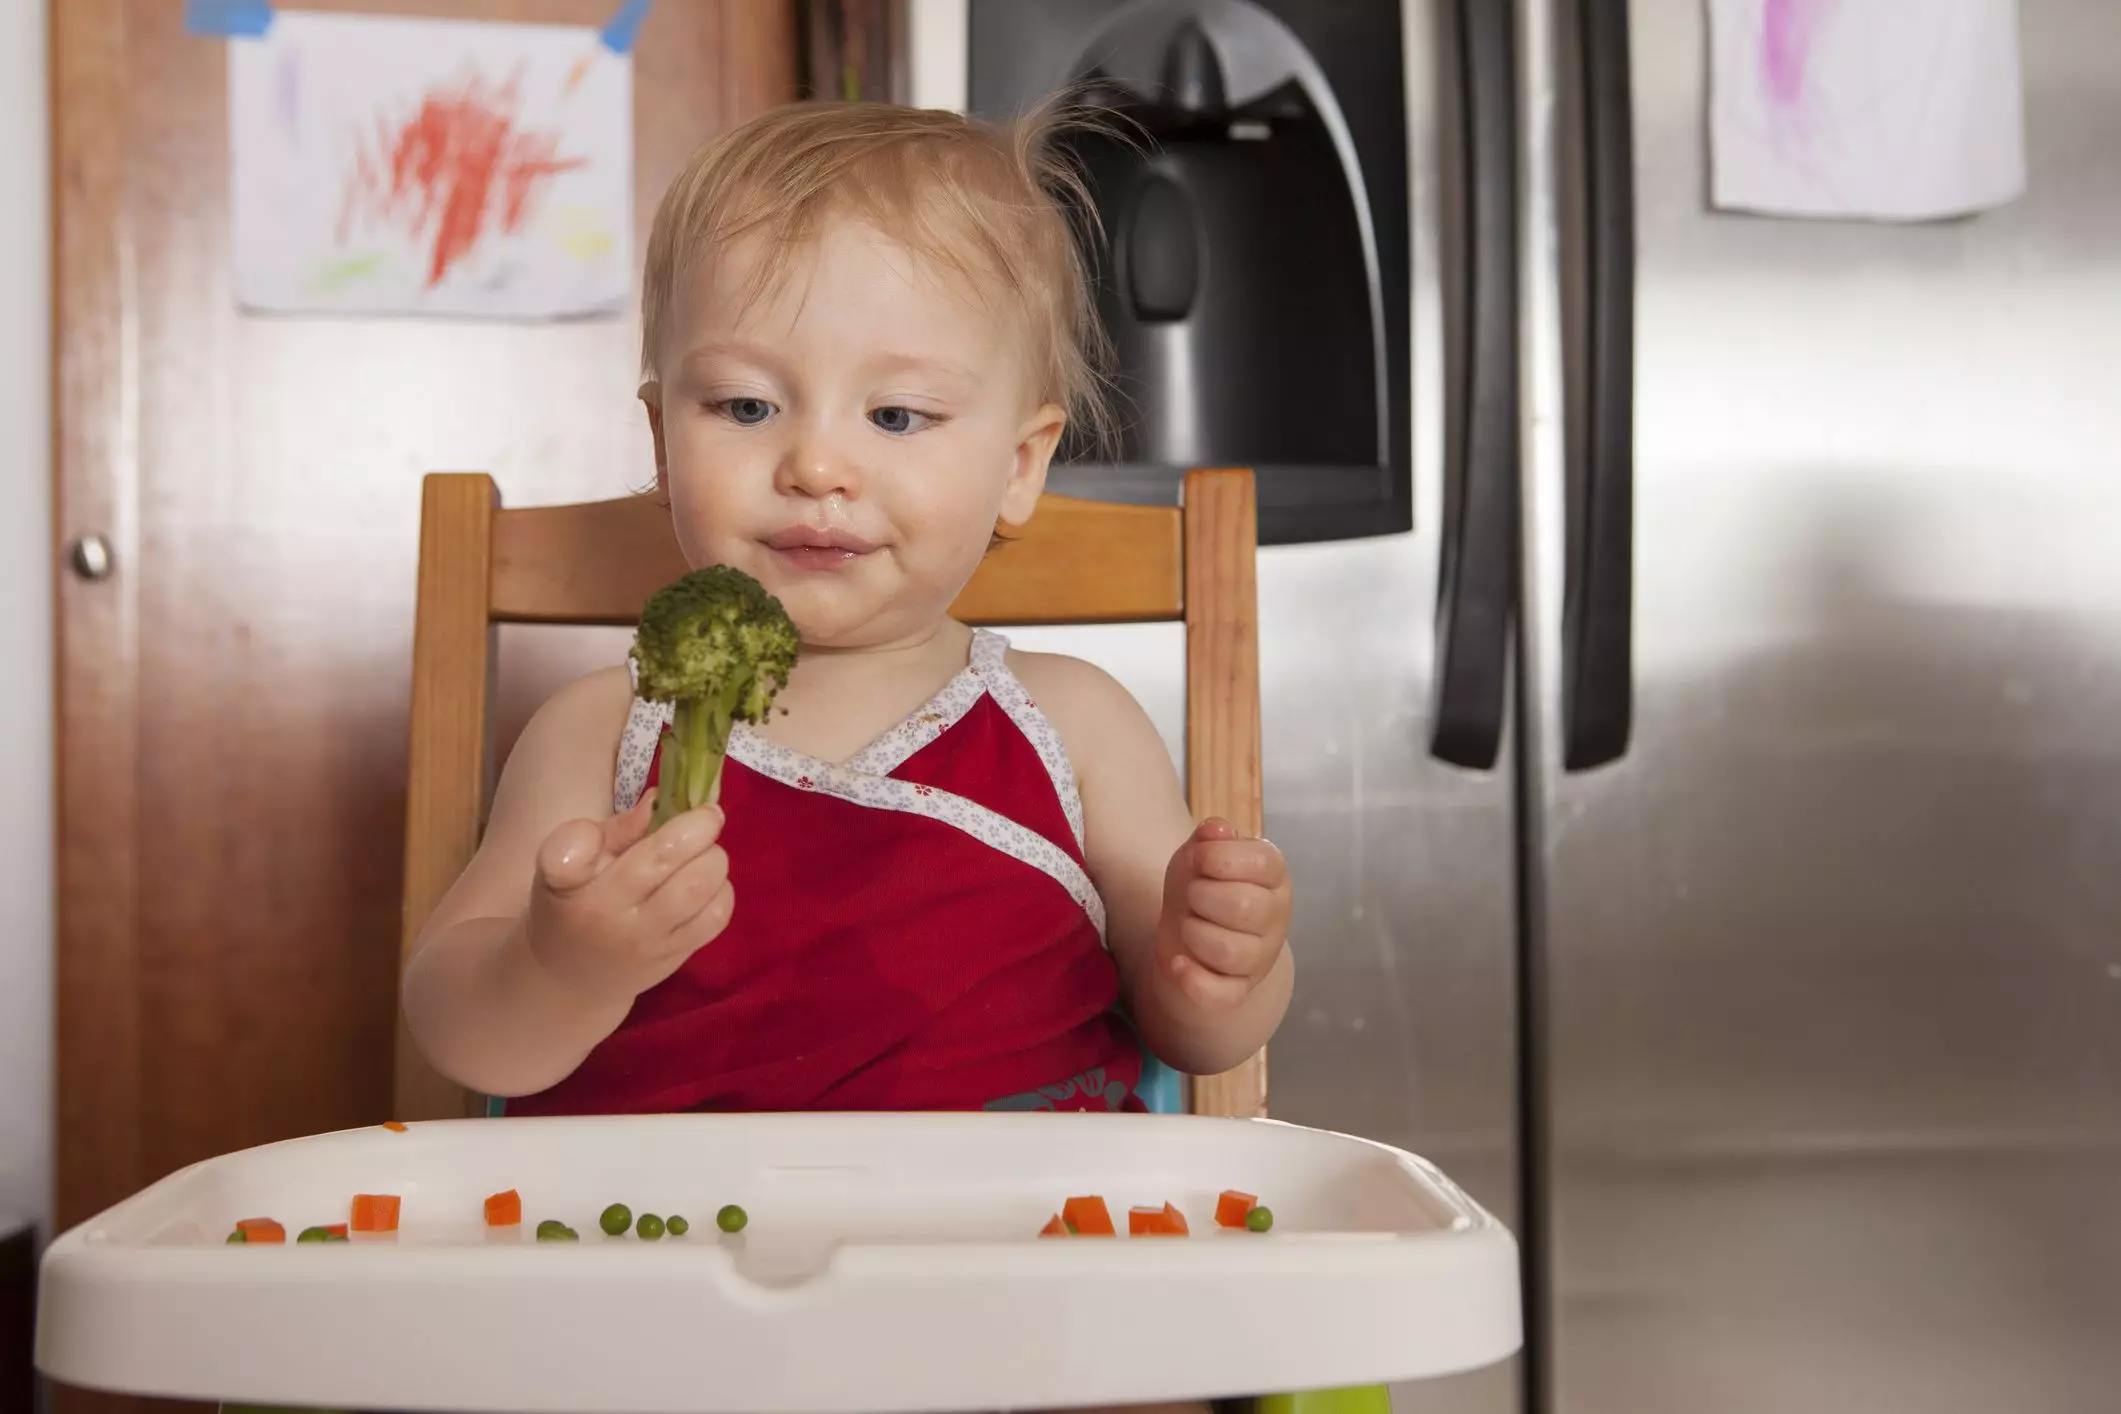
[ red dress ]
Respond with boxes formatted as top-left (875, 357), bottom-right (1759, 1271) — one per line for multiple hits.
top-left (508, 631), bottom-right (1146, 1116)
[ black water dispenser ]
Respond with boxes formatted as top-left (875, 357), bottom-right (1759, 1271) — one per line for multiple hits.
top-left (970, 0), bottom-right (1409, 543)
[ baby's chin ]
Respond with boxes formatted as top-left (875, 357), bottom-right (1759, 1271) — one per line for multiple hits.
top-left (788, 603), bottom-right (970, 659)
top-left (775, 591), bottom-right (920, 654)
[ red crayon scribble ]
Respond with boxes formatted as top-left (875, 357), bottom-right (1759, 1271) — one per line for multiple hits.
top-left (337, 65), bottom-right (587, 288)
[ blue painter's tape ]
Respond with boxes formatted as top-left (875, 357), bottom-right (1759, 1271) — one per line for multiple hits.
top-left (186, 0), bottom-right (275, 38)
top-left (599, 0), bottom-right (651, 54)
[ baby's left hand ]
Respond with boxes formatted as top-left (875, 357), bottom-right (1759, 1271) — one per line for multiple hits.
top-left (1156, 818), bottom-right (1293, 1011)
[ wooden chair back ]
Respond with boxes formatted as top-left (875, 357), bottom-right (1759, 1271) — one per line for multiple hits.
top-left (395, 470), bottom-right (1265, 1122)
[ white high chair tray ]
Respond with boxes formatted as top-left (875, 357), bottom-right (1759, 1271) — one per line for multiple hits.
top-left (37, 1113), bottom-right (1520, 1414)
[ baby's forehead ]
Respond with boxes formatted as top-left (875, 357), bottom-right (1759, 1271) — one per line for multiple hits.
top-left (677, 217), bottom-right (1028, 366)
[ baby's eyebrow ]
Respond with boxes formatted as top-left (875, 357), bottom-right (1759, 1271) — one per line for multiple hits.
top-left (677, 339), bottom-right (790, 377)
top-left (862, 351), bottom-right (981, 389)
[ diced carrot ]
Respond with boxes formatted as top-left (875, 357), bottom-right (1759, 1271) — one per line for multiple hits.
top-left (382, 1121), bottom-right (409, 1133)
top-left (1216, 1190), bottom-right (1258, 1229)
top-left (1129, 1203), bottom-right (1189, 1237)
top-left (323, 1224), bottom-right (348, 1238)
top-left (235, 1218), bottom-right (285, 1244)
top-left (483, 1189), bottom-right (522, 1227)
top-left (1061, 1196), bottom-right (1115, 1237)
top-left (1039, 1214), bottom-right (1068, 1238)
top-left (350, 1194), bottom-right (401, 1233)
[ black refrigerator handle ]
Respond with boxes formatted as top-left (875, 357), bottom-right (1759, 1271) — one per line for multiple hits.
top-left (1429, 0), bottom-right (1519, 772)
top-left (1562, 0), bottom-right (1636, 771)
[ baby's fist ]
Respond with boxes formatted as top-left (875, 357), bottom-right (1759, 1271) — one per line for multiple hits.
top-left (1157, 819), bottom-right (1292, 1011)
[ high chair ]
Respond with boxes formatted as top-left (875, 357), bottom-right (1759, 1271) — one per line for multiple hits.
top-left (386, 469), bottom-right (1391, 1414)
top-left (394, 468), bottom-right (1269, 1124)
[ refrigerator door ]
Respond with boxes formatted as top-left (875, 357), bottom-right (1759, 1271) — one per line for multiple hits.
top-left (1522, 2), bottom-right (2121, 1412)
top-left (921, 4), bottom-right (1524, 1410)
top-left (1245, 7), bottom-right (1523, 1413)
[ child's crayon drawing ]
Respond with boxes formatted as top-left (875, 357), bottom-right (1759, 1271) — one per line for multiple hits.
top-left (229, 12), bottom-right (632, 319)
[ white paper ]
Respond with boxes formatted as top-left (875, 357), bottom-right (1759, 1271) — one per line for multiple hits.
top-left (1708, 0), bottom-right (2027, 222)
top-left (229, 12), bottom-right (632, 319)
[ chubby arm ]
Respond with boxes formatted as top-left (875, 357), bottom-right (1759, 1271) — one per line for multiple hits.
top-left (401, 668), bottom-right (733, 1096)
top-left (1013, 651), bottom-right (1293, 1078)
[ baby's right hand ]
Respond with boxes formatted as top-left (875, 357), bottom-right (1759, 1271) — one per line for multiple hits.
top-left (524, 792), bottom-right (734, 1004)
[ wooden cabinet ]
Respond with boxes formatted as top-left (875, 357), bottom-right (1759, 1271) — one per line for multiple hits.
top-left (51, 9), bottom-right (796, 1412)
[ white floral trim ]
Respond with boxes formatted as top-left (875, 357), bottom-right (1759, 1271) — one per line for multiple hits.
top-left (607, 629), bottom-right (1101, 938)
top-left (969, 632), bottom-right (1087, 850)
top-left (839, 636), bottom-right (992, 777)
top-left (615, 696), bottom-right (674, 814)
top-left (727, 729), bottom-right (1108, 940)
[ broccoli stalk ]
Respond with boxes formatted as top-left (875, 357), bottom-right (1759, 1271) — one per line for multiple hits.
top-left (661, 667), bottom-right (751, 824)
top-left (630, 566), bottom-right (800, 831)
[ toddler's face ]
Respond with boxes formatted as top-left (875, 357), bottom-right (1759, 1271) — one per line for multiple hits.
top-left (646, 216), bottom-right (1063, 650)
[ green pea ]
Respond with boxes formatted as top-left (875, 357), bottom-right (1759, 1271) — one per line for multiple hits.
top-left (599, 1203), bottom-right (632, 1237)
top-left (716, 1204), bottom-right (747, 1234)
top-left (636, 1214), bottom-right (665, 1241)
top-left (226, 1230), bottom-right (248, 1244)
top-left (1245, 1206), bottom-right (1274, 1233)
top-left (536, 1221), bottom-right (578, 1243)
top-left (665, 1215), bottom-right (689, 1237)
top-left (297, 1226), bottom-right (333, 1243)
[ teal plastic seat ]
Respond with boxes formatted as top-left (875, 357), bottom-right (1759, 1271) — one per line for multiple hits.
top-left (1138, 1041), bottom-right (1185, 1115)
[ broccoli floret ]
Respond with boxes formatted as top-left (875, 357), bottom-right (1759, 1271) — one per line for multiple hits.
top-left (630, 566), bottom-right (800, 829)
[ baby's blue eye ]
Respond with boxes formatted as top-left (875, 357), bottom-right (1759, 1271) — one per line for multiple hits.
top-left (870, 406), bottom-right (927, 435)
top-left (724, 397), bottom-right (774, 426)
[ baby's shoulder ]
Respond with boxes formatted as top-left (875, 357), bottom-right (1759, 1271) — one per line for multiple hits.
top-left (1001, 649), bottom-right (1160, 764)
top-left (512, 665), bottom-right (637, 768)
top-left (1002, 648), bottom-right (1134, 718)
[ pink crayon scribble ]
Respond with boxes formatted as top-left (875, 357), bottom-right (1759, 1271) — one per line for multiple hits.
top-left (1762, 0), bottom-right (1832, 108)
top-left (335, 65), bottom-right (587, 288)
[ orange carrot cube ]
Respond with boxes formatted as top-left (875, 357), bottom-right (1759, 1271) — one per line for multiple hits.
top-left (350, 1194), bottom-right (401, 1233)
top-left (1061, 1196), bottom-right (1115, 1237)
top-left (382, 1121), bottom-right (409, 1133)
top-left (323, 1224), bottom-right (348, 1238)
top-left (1039, 1214), bottom-right (1068, 1238)
top-left (235, 1217), bottom-right (284, 1244)
top-left (1130, 1203), bottom-right (1189, 1237)
top-left (483, 1190), bottom-right (522, 1227)
top-left (1216, 1191), bottom-right (1258, 1229)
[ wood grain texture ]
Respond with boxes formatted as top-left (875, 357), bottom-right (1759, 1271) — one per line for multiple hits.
top-left (52, 3), bottom-right (799, 1363)
top-left (958, 496), bottom-right (1185, 627)
top-left (488, 489), bottom-right (1186, 627)
top-left (1178, 470), bottom-right (1269, 1121)
top-left (52, 0), bottom-right (139, 1234)
top-left (395, 476), bottom-right (498, 1122)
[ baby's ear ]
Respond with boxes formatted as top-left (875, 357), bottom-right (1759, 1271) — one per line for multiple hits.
top-left (640, 381), bottom-right (669, 498)
top-left (1002, 403), bottom-right (1066, 526)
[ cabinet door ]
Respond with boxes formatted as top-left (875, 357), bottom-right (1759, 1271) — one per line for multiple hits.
top-left (52, 9), bottom-right (795, 1414)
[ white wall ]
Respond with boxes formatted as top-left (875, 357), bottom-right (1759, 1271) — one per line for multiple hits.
top-left (0, 0), bottom-right (53, 1244)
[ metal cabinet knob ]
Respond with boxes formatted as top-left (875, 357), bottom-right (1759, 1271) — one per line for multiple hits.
top-left (69, 533), bottom-right (113, 582)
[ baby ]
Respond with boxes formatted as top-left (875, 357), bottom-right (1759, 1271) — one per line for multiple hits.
top-left (402, 99), bottom-right (1292, 1133)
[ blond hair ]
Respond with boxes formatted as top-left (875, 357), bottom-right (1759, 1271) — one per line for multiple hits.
top-left (641, 97), bottom-right (1121, 457)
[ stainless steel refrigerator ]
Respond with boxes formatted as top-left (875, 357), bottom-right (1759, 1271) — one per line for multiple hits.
top-left (914, 0), bottom-right (2121, 1408)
